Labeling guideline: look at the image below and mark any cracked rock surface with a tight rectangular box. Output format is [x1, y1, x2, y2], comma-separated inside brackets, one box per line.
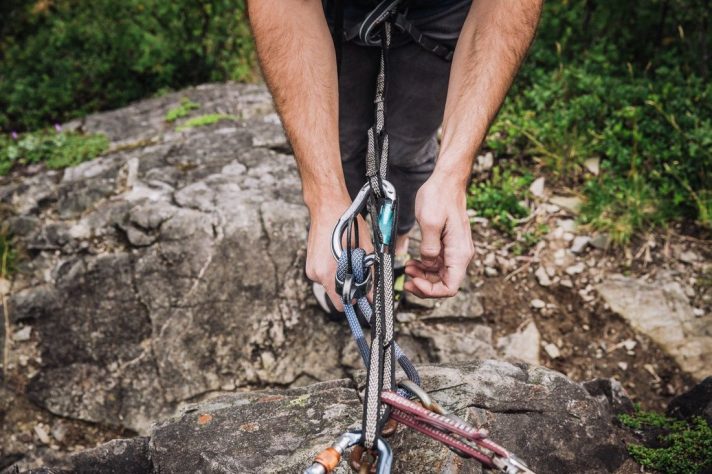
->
[1, 84, 496, 439]
[33, 362, 635, 473]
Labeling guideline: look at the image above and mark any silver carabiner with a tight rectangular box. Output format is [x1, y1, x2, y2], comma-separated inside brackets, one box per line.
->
[331, 180, 396, 261]
[304, 431, 392, 474]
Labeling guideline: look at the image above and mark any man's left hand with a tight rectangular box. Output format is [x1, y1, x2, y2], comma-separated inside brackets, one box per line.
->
[404, 174, 475, 298]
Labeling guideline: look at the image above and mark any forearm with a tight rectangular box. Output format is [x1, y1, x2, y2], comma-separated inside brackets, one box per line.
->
[435, 0, 543, 189]
[248, 0, 349, 211]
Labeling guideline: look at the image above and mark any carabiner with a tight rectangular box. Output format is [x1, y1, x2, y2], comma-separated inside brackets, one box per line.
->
[332, 181, 396, 261]
[304, 431, 393, 474]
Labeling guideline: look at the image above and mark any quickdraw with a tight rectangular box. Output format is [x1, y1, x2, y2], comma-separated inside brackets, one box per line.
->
[305, 1, 536, 472]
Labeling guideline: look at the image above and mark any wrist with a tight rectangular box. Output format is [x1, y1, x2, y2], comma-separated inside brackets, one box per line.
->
[430, 162, 472, 194]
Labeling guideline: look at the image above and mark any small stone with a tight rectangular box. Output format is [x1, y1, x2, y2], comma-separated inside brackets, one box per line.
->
[589, 233, 610, 250]
[693, 308, 704, 317]
[396, 312, 416, 323]
[560, 278, 573, 288]
[34, 424, 51, 445]
[531, 298, 546, 309]
[582, 324, 590, 331]
[51, 422, 68, 443]
[584, 157, 600, 175]
[678, 250, 700, 264]
[566, 263, 585, 275]
[535, 267, 552, 287]
[544, 343, 561, 359]
[483, 252, 496, 267]
[617, 362, 628, 371]
[529, 177, 546, 198]
[13, 326, 32, 342]
[622, 339, 637, 351]
[570, 236, 591, 254]
[543, 203, 560, 214]
[485, 266, 499, 277]
[563, 232, 575, 242]
[474, 152, 494, 172]
[557, 219, 577, 233]
[549, 195, 582, 215]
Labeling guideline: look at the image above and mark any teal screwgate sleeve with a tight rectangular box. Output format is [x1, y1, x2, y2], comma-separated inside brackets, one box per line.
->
[378, 200, 395, 247]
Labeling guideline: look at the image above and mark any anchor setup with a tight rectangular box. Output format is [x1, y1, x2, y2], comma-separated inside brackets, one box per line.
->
[306, 1, 536, 472]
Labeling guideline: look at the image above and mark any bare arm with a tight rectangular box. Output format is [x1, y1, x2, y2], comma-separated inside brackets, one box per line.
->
[406, 0, 543, 297]
[248, 0, 368, 308]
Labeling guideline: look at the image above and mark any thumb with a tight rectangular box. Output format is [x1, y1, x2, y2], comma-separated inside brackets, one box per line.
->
[419, 218, 442, 266]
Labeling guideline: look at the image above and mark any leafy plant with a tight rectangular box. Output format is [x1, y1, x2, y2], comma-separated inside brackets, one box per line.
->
[165, 98, 200, 122]
[0, 129, 109, 175]
[618, 406, 712, 474]
[467, 166, 533, 235]
[175, 113, 238, 132]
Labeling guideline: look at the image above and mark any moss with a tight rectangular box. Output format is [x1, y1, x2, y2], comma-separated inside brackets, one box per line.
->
[175, 114, 238, 132]
[165, 98, 200, 122]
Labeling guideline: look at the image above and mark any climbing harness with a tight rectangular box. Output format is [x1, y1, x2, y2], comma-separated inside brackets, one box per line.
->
[306, 1, 535, 472]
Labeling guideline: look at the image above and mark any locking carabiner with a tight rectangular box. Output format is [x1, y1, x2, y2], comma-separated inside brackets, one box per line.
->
[304, 431, 393, 474]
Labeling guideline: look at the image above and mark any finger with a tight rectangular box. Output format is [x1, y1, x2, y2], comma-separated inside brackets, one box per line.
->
[404, 264, 442, 283]
[418, 218, 443, 266]
[325, 281, 345, 311]
[410, 276, 456, 298]
[404, 279, 428, 299]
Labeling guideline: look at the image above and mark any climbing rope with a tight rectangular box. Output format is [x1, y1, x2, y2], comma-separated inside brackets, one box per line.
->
[305, 1, 536, 473]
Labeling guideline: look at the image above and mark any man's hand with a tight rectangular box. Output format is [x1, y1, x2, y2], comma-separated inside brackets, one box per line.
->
[306, 200, 373, 311]
[404, 174, 474, 298]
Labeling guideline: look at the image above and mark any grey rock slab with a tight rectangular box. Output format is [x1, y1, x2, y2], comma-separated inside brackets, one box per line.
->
[597, 273, 712, 380]
[497, 321, 541, 365]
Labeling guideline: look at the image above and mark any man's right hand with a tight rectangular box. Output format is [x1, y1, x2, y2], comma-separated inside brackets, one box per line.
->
[306, 200, 372, 312]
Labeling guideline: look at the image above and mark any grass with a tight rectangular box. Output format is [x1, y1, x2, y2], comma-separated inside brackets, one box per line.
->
[175, 113, 239, 132]
[467, 165, 533, 236]
[1, 129, 109, 176]
[618, 406, 712, 474]
[165, 98, 200, 122]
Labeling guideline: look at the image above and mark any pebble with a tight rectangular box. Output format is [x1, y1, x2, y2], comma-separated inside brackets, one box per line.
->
[584, 157, 600, 175]
[544, 343, 561, 359]
[557, 219, 577, 232]
[396, 312, 416, 323]
[529, 177, 546, 198]
[531, 298, 546, 309]
[549, 195, 582, 215]
[51, 422, 68, 443]
[566, 263, 585, 275]
[678, 250, 700, 264]
[13, 326, 32, 342]
[483, 252, 496, 267]
[618, 362, 629, 371]
[589, 233, 610, 250]
[563, 232, 575, 242]
[485, 266, 499, 277]
[535, 266, 552, 287]
[622, 339, 637, 351]
[570, 236, 591, 254]
[34, 425, 51, 445]
[693, 308, 704, 317]
[560, 278, 573, 288]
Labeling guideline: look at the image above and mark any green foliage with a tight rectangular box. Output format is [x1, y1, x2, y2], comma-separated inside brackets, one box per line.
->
[165, 98, 200, 122]
[467, 166, 533, 235]
[0, 129, 109, 175]
[175, 113, 238, 132]
[618, 406, 712, 474]
[0, 0, 255, 131]
[488, 0, 712, 242]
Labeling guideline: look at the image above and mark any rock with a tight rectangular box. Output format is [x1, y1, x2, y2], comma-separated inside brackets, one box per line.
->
[405, 323, 496, 362]
[590, 233, 610, 250]
[529, 176, 546, 198]
[597, 273, 712, 381]
[678, 250, 700, 264]
[485, 266, 499, 277]
[566, 262, 585, 275]
[584, 157, 600, 175]
[667, 377, 712, 425]
[39, 362, 630, 473]
[34, 425, 51, 445]
[496, 321, 540, 365]
[12, 326, 32, 342]
[530, 299, 546, 309]
[549, 195, 583, 215]
[38, 437, 152, 473]
[535, 266, 552, 287]
[473, 152, 494, 173]
[544, 343, 561, 359]
[583, 378, 635, 415]
[617, 362, 628, 371]
[571, 235, 591, 254]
